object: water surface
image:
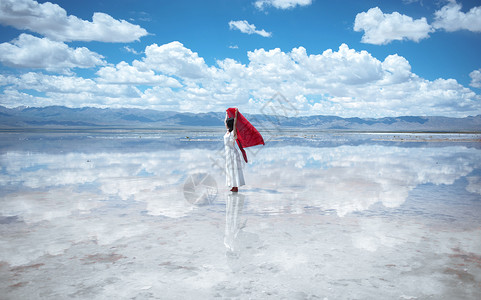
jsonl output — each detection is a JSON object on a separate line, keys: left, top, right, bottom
{"left": 1, "top": 130, "right": 480, "bottom": 299}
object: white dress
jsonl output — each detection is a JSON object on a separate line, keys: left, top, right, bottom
{"left": 224, "top": 131, "right": 245, "bottom": 187}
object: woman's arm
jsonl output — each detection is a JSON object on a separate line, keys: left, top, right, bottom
{"left": 233, "top": 108, "right": 238, "bottom": 139}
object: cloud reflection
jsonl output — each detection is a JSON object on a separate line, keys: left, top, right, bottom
{"left": 0, "top": 133, "right": 480, "bottom": 270}
{"left": 245, "top": 145, "right": 481, "bottom": 216}
{"left": 1, "top": 139, "right": 480, "bottom": 221}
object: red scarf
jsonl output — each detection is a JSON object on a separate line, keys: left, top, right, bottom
{"left": 227, "top": 108, "right": 264, "bottom": 163}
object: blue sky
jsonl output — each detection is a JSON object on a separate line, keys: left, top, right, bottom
{"left": 0, "top": 0, "right": 480, "bottom": 117}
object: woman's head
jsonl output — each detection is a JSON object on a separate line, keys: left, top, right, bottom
{"left": 225, "top": 117, "right": 234, "bottom": 132}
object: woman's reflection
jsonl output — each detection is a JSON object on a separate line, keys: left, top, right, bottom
{"left": 224, "top": 193, "right": 246, "bottom": 256}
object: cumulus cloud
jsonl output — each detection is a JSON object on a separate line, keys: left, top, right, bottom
{"left": 1, "top": 42, "right": 480, "bottom": 117}
{"left": 140, "top": 41, "right": 214, "bottom": 79}
{"left": 0, "top": 71, "right": 145, "bottom": 108}
{"left": 2, "top": 72, "right": 97, "bottom": 93}
{"left": 229, "top": 20, "right": 272, "bottom": 37}
{"left": 255, "top": 0, "right": 312, "bottom": 10}
{"left": 96, "top": 61, "right": 182, "bottom": 86}
{"left": 354, "top": 7, "right": 433, "bottom": 45}
{"left": 469, "top": 69, "right": 481, "bottom": 88}
{"left": 0, "top": 34, "right": 105, "bottom": 73}
{"left": 0, "top": 0, "right": 148, "bottom": 42}
{"left": 355, "top": 2, "right": 481, "bottom": 45}
{"left": 433, "top": 1, "right": 481, "bottom": 32}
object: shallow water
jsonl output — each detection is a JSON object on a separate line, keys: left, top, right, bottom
{"left": 1, "top": 130, "right": 480, "bottom": 299}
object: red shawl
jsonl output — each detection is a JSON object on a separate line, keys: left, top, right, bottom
{"left": 227, "top": 108, "right": 264, "bottom": 163}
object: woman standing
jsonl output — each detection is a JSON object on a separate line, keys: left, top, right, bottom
{"left": 224, "top": 108, "right": 245, "bottom": 192}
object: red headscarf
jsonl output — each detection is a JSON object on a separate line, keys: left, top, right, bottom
{"left": 226, "top": 108, "right": 264, "bottom": 163}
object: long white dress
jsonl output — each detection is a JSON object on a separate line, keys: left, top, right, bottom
{"left": 224, "top": 131, "right": 245, "bottom": 187}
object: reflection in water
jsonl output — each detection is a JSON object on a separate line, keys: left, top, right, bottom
{"left": 1, "top": 133, "right": 480, "bottom": 220}
{"left": 0, "top": 131, "right": 480, "bottom": 299}
{"left": 244, "top": 144, "right": 481, "bottom": 217}
{"left": 224, "top": 193, "right": 246, "bottom": 254}
{"left": 223, "top": 192, "right": 261, "bottom": 274}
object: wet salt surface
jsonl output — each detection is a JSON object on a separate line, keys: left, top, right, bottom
{"left": 0, "top": 129, "right": 480, "bottom": 299}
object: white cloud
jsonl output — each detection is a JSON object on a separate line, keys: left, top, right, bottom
{"left": 229, "top": 20, "right": 272, "bottom": 38}
{"left": 255, "top": 0, "right": 312, "bottom": 10}
{"left": 433, "top": 1, "right": 481, "bottom": 32}
{"left": 96, "top": 61, "right": 182, "bottom": 86}
{"left": 0, "top": 0, "right": 148, "bottom": 42}
{"left": 141, "top": 41, "right": 213, "bottom": 79}
{"left": 0, "top": 34, "right": 105, "bottom": 73}
{"left": 3, "top": 72, "right": 97, "bottom": 93}
{"left": 124, "top": 46, "right": 142, "bottom": 55}
{"left": 354, "top": 7, "right": 433, "bottom": 45}
{"left": 1, "top": 42, "right": 480, "bottom": 117}
{"left": 380, "top": 54, "right": 412, "bottom": 84}
{"left": 0, "top": 71, "right": 144, "bottom": 108}
{"left": 355, "top": 2, "right": 481, "bottom": 45}
{"left": 469, "top": 69, "right": 481, "bottom": 88}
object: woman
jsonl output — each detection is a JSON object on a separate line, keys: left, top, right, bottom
{"left": 224, "top": 108, "right": 245, "bottom": 192}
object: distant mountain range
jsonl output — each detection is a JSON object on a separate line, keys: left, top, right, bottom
{"left": 1, "top": 105, "right": 480, "bottom": 132}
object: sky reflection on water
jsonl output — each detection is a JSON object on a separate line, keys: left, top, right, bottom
{"left": 0, "top": 130, "right": 480, "bottom": 299}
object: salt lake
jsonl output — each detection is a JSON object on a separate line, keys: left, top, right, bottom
{"left": 1, "top": 129, "right": 480, "bottom": 299}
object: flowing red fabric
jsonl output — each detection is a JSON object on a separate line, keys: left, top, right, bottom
{"left": 227, "top": 108, "right": 264, "bottom": 163}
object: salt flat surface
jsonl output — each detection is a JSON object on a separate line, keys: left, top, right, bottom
{"left": 1, "top": 130, "right": 480, "bottom": 299}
